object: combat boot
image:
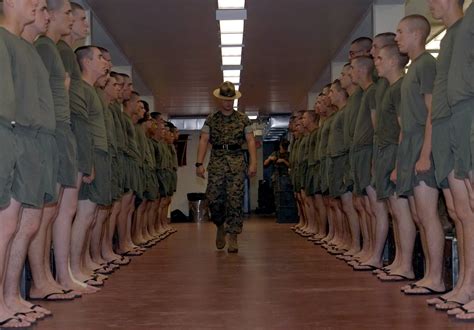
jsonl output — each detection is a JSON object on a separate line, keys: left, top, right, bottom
{"left": 227, "top": 234, "right": 238, "bottom": 253}
{"left": 216, "top": 224, "right": 226, "bottom": 250}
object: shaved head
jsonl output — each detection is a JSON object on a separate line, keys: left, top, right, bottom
{"left": 351, "top": 56, "right": 374, "bottom": 73}
{"left": 380, "top": 44, "right": 409, "bottom": 69}
{"left": 401, "top": 14, "right": 431, "bottom": 41}
{"left": 46, "top": 0, "right": 69, "bottom": 11}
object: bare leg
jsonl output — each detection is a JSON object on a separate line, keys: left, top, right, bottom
{"left": 404, "top": 182, "right": 445, "bottom": 294}
{"left": 363, "top": 185, "right": 388, "bottom": 268}
{"left": 70, "top": 199, "right": 98, "bottom": 282}
{"left": 0, "top": 199, "right": 30, "bottom": 326}
{"left": 90, "top": 207, "right": 109, "bottom": 266}
{"left": 341, "top": 192, "right": 360, "bottom": 254}
{"left": 378, "top": 195, "right": 415, "bottom": 280}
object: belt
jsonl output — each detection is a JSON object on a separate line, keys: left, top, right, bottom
{"left": 212, "top": 144, "right": 241, "bottom": 151}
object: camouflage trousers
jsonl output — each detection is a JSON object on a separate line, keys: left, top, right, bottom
{"left": 206, "top": 154, "right": 246, "bottom": 234}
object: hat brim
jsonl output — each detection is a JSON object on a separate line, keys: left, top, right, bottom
{"left": 213, "top": 88, "right": 242, "bottom": 100}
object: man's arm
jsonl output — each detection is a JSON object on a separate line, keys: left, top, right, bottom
{"left": 196, "top": 132, "right": 209, "bottom": 178}
{"left": 415, "top": 94, "right": 433, "bottom": 174}
{"left": 246, "top": 132, "right": 257, "bottom": 177}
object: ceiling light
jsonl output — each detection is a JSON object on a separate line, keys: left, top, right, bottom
{"left": 221, "top": 46, "right": 242, "bottom": 56}
{"left": 219, "top": 20, "right": 244, "bottom": 33}
{"left": 223, "top": 69, "right": 240, "bottom": 77}
{"left": 248, "top": 115, "right": 257, "bottom": 120}
{"left": 218, "top": 0, "right": 245, "bottom": 9}
{"left": 223, "top": 76, "right": 240, "bottom": 84}
{"left": 221, "top": 33, "right": 243, "bottom": 45}
{"left": 222, "top": 56, "right": 241, "bottom": 65}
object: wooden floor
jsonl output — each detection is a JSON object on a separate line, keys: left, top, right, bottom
{"left": 36, "top": 216, "right": 473, "bottom": 329}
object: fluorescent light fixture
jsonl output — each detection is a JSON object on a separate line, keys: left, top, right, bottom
{"left": 218, "top": 0, "right": 245, "bottom": 9}
{"left": 221, "top": 33, "right": 243, "bottom": 45}
{"left": 222, "top": 56, "right": 241, "bottom": 65}
{"left": 223, "top": 75, "right": 240, "bottom": 84}
{"left": 221, "top": 46, "right": 242, "bottom": 56}
{"left": 219, "top": 20, "right": 244, "bottom": 33}
{"left": 248, "top": 115, "right": 257, "bottom": 120}
{"left": 426, "top": 29, "right": 445, "bottom": 50}
{"left": 223, "top": 69, "right": 240, "bottom": 77}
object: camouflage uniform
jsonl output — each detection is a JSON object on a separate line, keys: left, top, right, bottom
{"left": 201, "top": 110, "right": 253, "bottom": 234}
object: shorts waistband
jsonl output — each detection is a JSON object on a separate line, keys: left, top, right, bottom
{"left": 0, "top": 118, "right": 15, "bottom": 130}
{"left": 13, "top": 123, "right": 55, "bottom": 137}
{"left": 70, "top": 113, "right": 89, "bottom": 123}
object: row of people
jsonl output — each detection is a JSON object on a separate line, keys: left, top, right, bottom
{"left": 289, "top": 1, "right": 474, "bottom": 321}
{"left": 0, "top": 0, "right": 178, "bottom": 328}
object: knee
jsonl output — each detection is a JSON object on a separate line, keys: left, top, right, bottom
{"left": 454, "top": 203, "right": 473, "bottom": 223}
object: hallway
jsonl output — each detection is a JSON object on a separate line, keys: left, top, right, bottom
{"left": 37, "top": 217, "right": 470, "bottom": 329}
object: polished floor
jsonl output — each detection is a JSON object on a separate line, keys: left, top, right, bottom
{"left": 36, "top": 216, "right": 474, "bottom": 329}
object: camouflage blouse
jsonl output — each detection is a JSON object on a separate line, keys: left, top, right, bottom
{"left": 201, "top": 110, "right": 253, "bottom": 150}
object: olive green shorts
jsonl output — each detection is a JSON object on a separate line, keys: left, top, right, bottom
{"left": 55, "top": 122, "right": 78, "bottom": 188}
{"left": 374, "top": 144, "right": 397, "bottom": 200}
{"left": 319, "top": 157, "right": 329, "bottom": 194}
{"left": 170, "top": 170, "right": 177, "bottom": 193}
{"left": 79, "top": 149, "right": 112, "bottom": 206}
{"left": 110, "top": 153, "right": 122, "bottom": 201}
{"left": 71, "top": 114, "right": 92, "bottom": 176}
{"left": 352, "top": 145, "right": 372, "bottom": 196}
{"left": 123, "top": 155, "right": 138, "bottom": 193}
{"left": 12, "top": 125, "right": 57, "bottom": 208}
{"left": 292, "top": 166, "right": 300, "bottom": 192}
{"left": 432, "top": 117, "right": 453, "bottom": 188}
{"left": 0, "top": 121, "right": 18, "bottom": 209}
{"left": 38, "top": 131, "right": 59, "bottom": 205}
{"left": 305, "top": 164, "right": 317, "bottom": 196}
{"left": 343, "top": 150, "right": 354, "bottom": 191}
{"left": 143, "top": 169, "right": 159, "bottom": 201}
{"left": 156, "top": 170, "right": 167, "bottom": 197}
{"left": 312, "top": 161, "right": 321, "bottom": 194}
{"left": 450, "top": 99, "right": 473, "bottom": 180}
{"left": 328, "top": 154, "right": 348, "bottom": 197}
{"left": 298, "top": 162, "right": 308, "bottom": 192}
{"left": 397, "top": 131, "right": 437, "bottom": 197}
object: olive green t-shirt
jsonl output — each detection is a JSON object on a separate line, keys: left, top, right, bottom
{"left": 343, "top": 88, "right": 363, "bottom": 151}
{"left": 373, "top": 78, "right": 389, "bottom": 145}
{"left": 447, "top": 4, "right": 474, "bottom": 107}
{"left": 147, "top": 138, "right": 157, "bottom": 169}
{"left": 57, "top": 40, "right": 88, "bottom": 120}
{"left": 135, "top": 124, "right": 151, "bottom": 167}
{"left": 328, "top": 108, "right": 346, "bottom": 157}
{"left": 289, "top": 138, "right": 299, "bottom": 167}
{"left": 29, "top": 42, "right": 56, "bottom": 132}
{"left": 400, "top": 52, "right": 436, "bottom": 134}
{"left": 0, "top": 35, "right": 15, "bottom": 122}
{"left": 169, "top": 144, "right": 178, "bottom": 170}
{"left": 121, "top": 112, "right": 140, "bottom": 161}
{"left": 82, "top": 81, "right": 108, "bottom": 152}
{"left": 154, "top": 139, "right": 168, "bottom": 170}
{"left": 307, "top": 128, "right": 319, "bottom": 165}
{"left": 0, "top": 28, "right": 54, "bottom": 130}
{"left": 353, "top": 84, "right": 376, "bottom": 149}
{"left": 96, "top": 88, "right": 117, "bottom": 153}
{"left": 109, "top": 102, "right": 126, "bottom": 152}
{"left": 319, "top": 112, "right": 336, "bottom": 158}
{"left": 432, "top": 19, "right": 463, "bottom": 120}
{"left": 376, "top": 77, "right": 403, "bottom": 148}
{"left": 297, "top": 134, "right": 310, "bottom": 165}
{"left": 35, "top": 36, "right": 70, "bottom": 124}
